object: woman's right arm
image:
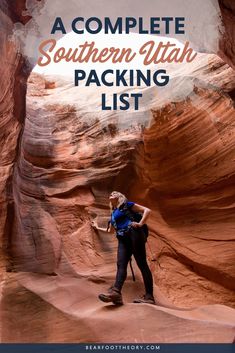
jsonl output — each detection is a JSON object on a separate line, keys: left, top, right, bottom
{"left": 91, "top": 220, "right": 114, "bottom": 233}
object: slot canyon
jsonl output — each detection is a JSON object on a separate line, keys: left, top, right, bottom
{"left": 0, "top": 0, "right": 234, "bottom": 343}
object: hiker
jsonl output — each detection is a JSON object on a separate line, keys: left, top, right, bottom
{"left": 91, "top": 191, "right": 155, "bottom": 305}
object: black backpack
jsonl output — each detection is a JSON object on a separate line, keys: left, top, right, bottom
{"left": 119, "top": 202, "right": 149, "bottom": 241}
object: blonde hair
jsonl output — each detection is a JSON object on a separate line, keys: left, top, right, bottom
{"left": 109, "top": 191, "right": 127, "bottom": 212}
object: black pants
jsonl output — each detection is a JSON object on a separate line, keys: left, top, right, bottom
{"left": 114, "top": 228, "right": 153, "bottom": 295}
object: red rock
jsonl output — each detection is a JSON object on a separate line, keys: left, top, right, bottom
{"left": 0, "top": 0, "right": 235, "bottom": 344}
{"left": 218, "top": 0, "right": 235, "bottom": 69}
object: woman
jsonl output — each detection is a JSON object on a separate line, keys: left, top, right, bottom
{"left": 91, "top": 191, "right": 155, "bottom": 305}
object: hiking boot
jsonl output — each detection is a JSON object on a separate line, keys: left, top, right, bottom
{"left": 98, "top": 286, "right": 123, "bottom": 305}
{"left": 133, "top": 293, "right": 155, "bottom": 305}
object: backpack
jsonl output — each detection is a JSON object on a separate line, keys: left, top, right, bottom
{"left": 119, "top": 202, "right": 149, "bottom": 241}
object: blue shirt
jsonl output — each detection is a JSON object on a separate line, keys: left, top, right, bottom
{"left": 111, "top": 201, "right": 135, "bottom": 230}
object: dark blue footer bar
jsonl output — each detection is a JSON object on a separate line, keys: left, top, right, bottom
{"left": 0, "top": 344, "right": 234, "bottom": 353}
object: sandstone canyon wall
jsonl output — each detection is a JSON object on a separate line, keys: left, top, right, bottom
{"left": 0, "top": 0, "right": 234, "bottom": 343}
{"left": 0, "top": 1, "right": 31, "bottom": 276}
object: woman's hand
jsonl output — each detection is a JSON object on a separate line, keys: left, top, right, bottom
{"left": 91, "top": 220, "right": 112, "bottom": 233}
{"left": 91, "top": 220, "right": 98, "bottom": 229}
{"left": 131, "top": 221, "right": 142, "bottom": 228}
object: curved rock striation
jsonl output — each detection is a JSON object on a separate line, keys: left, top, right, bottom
{"left": 218, "top": 0, "right": 235, "bottom": 69}
{"left": 0, "top": 0, "right": 32, "bottom": 277}
{"left": 0, "top": 0, "right": 235, "bottom": 343}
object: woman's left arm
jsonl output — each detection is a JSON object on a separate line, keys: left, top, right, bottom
{"left": 131, "top": 203, "right": 151, "bottom": 228}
